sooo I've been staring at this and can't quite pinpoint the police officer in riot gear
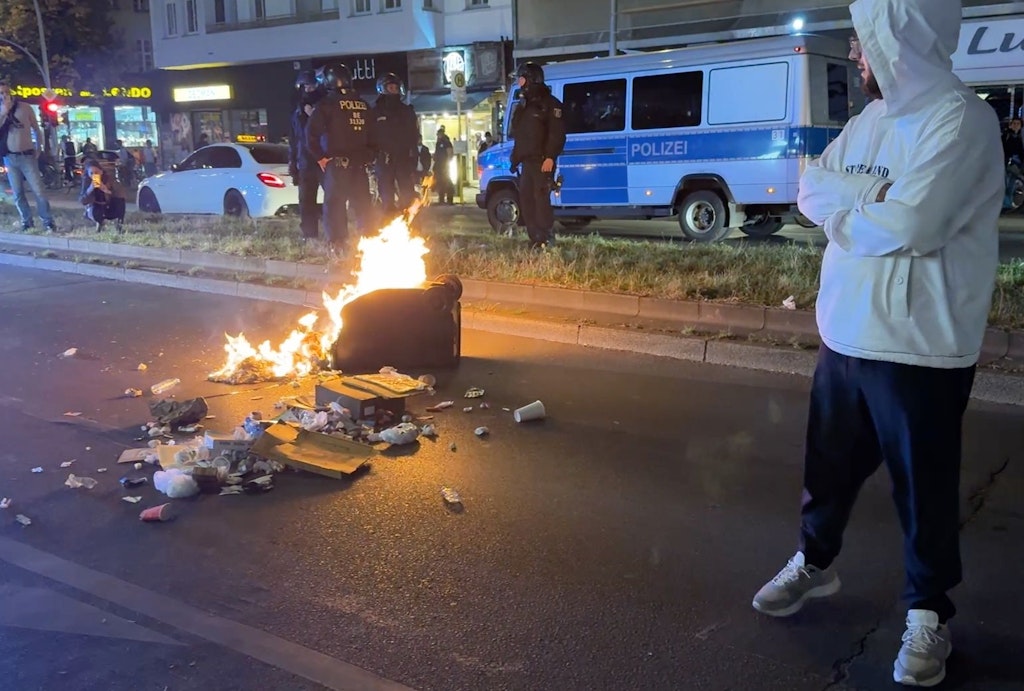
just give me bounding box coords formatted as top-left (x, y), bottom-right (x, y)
top-left (289, 69), bottom-right (325, 241)
top-left (306, 63), bottom-right (377, 256)
top-left (510, 61), bottom-right (566, 249)
top-left (371, 73), bottom-right (418, 217)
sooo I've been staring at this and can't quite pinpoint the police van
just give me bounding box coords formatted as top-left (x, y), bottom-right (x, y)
top-left (476, 34), bottom-right (857, 242)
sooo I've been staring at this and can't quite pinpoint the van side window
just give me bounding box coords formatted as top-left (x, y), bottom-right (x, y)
top-left (562, 79), bottom-right (627, 134)
top-left (827, 62), bottom-right (850, 123)
top-left (631, 72), bottom-right (703, 129)
top-left (708, 62), bottom-right (789, 125)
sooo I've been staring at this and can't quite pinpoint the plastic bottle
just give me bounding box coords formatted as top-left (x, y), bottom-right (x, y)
top-left (150, 378), bottom-right (181, 395)
top-left (440, 487), bottom-right (462, 505)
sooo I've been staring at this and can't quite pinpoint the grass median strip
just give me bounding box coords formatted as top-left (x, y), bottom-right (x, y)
top-left (3, 205), bottom-right (1023, 329)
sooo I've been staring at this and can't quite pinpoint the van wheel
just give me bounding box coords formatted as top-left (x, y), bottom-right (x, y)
top-left (138, 188), bottom-right (161, 214)
top-left (224, 189), bottom-right (249, 219)
top-left (740, 215), bottom-right (784, 237)
top-left (677, 191), bottom-right (729, 242)
top-left (486, 188), bottom-right (521, 233)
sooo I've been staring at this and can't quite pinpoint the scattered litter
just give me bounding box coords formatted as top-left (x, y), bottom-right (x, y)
top-left (421, 424), bottom-right (437, 438)
top-left (464, 387), bottom-right (486, 399)
top-left (96, 468), bottom-right (108, 473)
top-left (401, 414), bottom-right (413, 423)
top-left (502, 408), bottom-right (511, 412)
top-left (243, 476), bottom-right (275, 494)
top-left (380, 423), bottom-right (420, 446)
top-left (418, 374), bottom-right (437, 387)
top-left (134, 462), bottom-right (143, 471)
top-left (15, 514), bottom-right (32, 526)
top-left (63, 412), bottom-right (83, 417)
top-left (149, 397), bottom-right (208, 428)
top-left (65, 474), bottom-right (98, 490)
top-left (120, 476), bottom-right (148, 488)
top-left (60, 460), bottom-right (76, 468)
top-left (449, 443), bottom-right (457, 452)
top-left (31, 467), bottom-right (43, 474)
top-left (139, 503), bottom-right (174, 522)
top-left (153, 469), bottom-right (199, 498)
top-left (124, 388), bottom-right (143, 398)
top-left (137, 363), bottom-right (148, 371)
top-left (122, 496), bottom-right (142, 504)
top-left (426, 401), bottom-right (454, 412)
top-left (782, 295), bottom-right (797, 310)
top-left (85, 447), bottom-right (91, 451)
top-left (150, 378), bottom-right (181, 396)
top-left (440, 487), bottom-right (462, 505)
top-left (463, 407), bottom-right (474, 413)
top-left (474, 427), bottom-right (490, 437)
top-left (178, 425), bottom-right (201, 433)
top-left (479, 403), bottom-right (490, 410)
top-left (219, 486), bottom-right (244, 496)
top-left (59, 348), bottom-right (78, 359)
top-left (0, 498), bottom-right (11, 509)
top-left (514, 400), bottom-right (546, 423)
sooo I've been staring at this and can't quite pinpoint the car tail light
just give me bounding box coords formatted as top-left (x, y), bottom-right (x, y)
top-left (257, 172), bottom-right (286, 188)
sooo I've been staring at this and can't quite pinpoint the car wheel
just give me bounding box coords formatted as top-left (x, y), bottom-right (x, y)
top-left (1009, 178), bottom-right (1024, 214)
top-left (137, 187), bottom-right (161, 214)
top-left (677, 190), bottom-right (730, 243)
top-left (739, 215), bottom-right (784, 238)
top-left (224, 189), bottom-right (249, 219)
top-left (486, 188), bottom-right (521, 233)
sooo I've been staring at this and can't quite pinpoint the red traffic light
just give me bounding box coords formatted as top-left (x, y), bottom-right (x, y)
top-left (45, 101), bottom-right (59, 113)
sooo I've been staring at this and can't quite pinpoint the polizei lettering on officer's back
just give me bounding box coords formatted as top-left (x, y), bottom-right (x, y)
top-left (630, 139), bottom-right (688, 161)
top-left (338, 100), bottom-right (368, 110)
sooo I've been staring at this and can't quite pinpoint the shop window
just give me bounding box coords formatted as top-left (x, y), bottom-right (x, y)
top-left (561, 79), bottom-right (626, 134)
top-left (352, 0), bottom-right (370, 14)
top-left (114, 106), bottom-right (158, 148)
top-left (632, 72), bottom-right (702, 130)
top-left (185, 0), bottom-right (199, 32)
top-left (133, 0), bottom-right (150, 11)
top-left (135, 39), bottom-right (153, 72)
top-left (227, 109), bottom-right (269, 142)
top-left (63, 107), bottom-right (106, 152)
top-left (383, 0), bottom-right (401, 10)
top-left (165, 1), bottom-right (179, 36)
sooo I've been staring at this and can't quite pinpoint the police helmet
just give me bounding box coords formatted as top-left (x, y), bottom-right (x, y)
top-left (295, 70), bottom-right (318, 90)
top-left (319, 62), bottom-right (354, 91)
top-left (376, 72), bottom-right (406, 96)
top-left (516, 62), bottom-right (545, 86)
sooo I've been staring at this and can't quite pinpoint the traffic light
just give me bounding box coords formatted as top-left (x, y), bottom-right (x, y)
top-left (42, 98), bottom-right (60, 128)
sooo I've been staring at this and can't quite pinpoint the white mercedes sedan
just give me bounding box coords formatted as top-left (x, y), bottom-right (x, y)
top-left (137, 143), bottom-right (321, 218)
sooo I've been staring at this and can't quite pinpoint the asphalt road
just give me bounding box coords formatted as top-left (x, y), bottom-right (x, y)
top-left (1, 265), bottom-right (1022, 691)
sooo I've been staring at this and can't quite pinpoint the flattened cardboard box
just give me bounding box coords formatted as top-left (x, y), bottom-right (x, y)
top-left (314, 377), bottom-right (410, 420)
top-left (250, 422), bottom-right (375, 478)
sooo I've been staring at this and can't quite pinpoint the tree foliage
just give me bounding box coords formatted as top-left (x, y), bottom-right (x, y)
top-left (0, 0), bottom-right (126, 91)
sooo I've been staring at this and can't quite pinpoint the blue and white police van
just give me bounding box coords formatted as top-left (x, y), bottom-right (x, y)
top-left (476, 34), bottom-right (857, 242)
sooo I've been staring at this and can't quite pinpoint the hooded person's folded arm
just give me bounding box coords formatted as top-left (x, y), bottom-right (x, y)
top-left (797, 118), bottom-right (892, 225)
top-left (823, 107), bottom-right (992, 257)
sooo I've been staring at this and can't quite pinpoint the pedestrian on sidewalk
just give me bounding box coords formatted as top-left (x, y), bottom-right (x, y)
top-left (433, 126), bottom-right (454, 205)
top-left (79, 157), bottom-right (126, 232)
top-left (61, 135), bottom-right (77, 182)
top-left (0, 81), bottom-right (56, 231)
top-left (751, 0), bottom-right (1003, 688)
top-left (141, 139), bottom-right (157, 177)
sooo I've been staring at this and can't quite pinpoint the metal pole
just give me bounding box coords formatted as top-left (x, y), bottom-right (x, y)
top-left (456, 97), bottom-right (463, 204)
top-left (32, 0), bottom-right (52, 90)
top-left (610, 0), bottom-right (617, 56)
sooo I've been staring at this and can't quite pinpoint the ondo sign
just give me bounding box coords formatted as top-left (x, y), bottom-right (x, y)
top-left (11, 84), bottom-right (152, 100)
top-left (173, 85), bottom-right (232, 103)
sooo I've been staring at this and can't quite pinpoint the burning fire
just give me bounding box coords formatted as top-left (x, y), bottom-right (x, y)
top-left (209, 178), bottom-right (434, 384)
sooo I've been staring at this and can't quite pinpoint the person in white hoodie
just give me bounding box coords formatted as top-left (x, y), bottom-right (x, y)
top-left (751, 0), bottom-right (1003, 687)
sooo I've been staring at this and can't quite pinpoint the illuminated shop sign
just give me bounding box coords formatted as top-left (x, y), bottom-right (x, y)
top-left (11, 85), bottom-right (153, 99)
top-left (442, 49), bottom-right (467, 85)
top-left (173, 85), bottom-right (232, 103)
top-left (236, 134), bottom-right (266, 143)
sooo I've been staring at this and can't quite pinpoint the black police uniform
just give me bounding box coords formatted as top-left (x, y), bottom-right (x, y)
top-left (306, 90), bottom-right (377, 249)
top-left (510, 84), bottom-right (566, 246)
top-left (289, 91), bottom-right (324, 240)
top-left (372, 92), bottom-right (418, 217)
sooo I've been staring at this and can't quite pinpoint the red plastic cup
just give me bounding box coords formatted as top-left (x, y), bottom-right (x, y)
top-left (139, 503), bottom-right (173, 522)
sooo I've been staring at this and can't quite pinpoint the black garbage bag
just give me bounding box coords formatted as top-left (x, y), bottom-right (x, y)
top-left (148, 397), bottom-right (209, 428)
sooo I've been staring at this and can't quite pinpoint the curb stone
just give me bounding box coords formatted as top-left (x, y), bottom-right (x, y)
top-left (0, 239), bottom-right (1021, 406)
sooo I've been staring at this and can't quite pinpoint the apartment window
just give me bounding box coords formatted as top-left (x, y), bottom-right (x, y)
top-left (214, 0), bottom-right (226, 23)
top-left (133, 0), bottom-right (150, 11)
top-left (165, 1), bottom-right (179, 36)
top-left (135, 38), bottom-right (154, 72)
top-left (632, 72), bottom-right (703, 130)
top-left (423, 0), bottom-right (433, 7)
top-left (562, 79), bottom-right (627, 134)
top-left (255, 0), bottom-right (266, 19)
top-left (185, 0), bottom-right (199, 33)
top-left (468, 0), bottom-right (488, 6)
top-left (352, 0), bottom-right (370, 14)
top-left (383, 0), bottom-right (402, 10)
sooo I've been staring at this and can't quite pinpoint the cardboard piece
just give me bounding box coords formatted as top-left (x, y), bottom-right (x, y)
top-left (117, 448), bottom-right (151, 464)
top-left (250, 422), bottom-right (374, 478)
top-left (204, 431), bottom-right (254, 456)
top-left (315, 377), bottom-right (409, 421)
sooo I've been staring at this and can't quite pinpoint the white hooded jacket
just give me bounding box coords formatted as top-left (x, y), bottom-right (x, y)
top-left (797, 0), bottom-right (1003, 369)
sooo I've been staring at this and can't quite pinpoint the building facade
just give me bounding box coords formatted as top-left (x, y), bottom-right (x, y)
top-left (148, 0), bottom-right (514, 171)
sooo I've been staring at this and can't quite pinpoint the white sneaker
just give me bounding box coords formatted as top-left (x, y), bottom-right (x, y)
top-left (894, 610), bottom-right (952, 687)
top-left (752, 551), bottom-right (841, 617)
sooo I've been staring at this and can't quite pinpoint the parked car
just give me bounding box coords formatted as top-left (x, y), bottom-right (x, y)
top-left (136, 143), bottom-right (318, 218)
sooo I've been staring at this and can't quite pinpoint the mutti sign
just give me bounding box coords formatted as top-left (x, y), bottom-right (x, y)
top-left (953, 16), bottom-right (1024, 82)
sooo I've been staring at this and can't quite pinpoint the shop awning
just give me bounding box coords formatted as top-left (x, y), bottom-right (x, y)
top-left (410, 90), bottom-right (493, 114)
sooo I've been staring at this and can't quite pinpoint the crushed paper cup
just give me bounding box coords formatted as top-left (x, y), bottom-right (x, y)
top-left (513, 400), bottom-right (546, 423)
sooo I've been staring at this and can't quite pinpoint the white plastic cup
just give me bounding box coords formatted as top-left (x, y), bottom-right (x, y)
top-left (514, 400), bottom-right (546, 423)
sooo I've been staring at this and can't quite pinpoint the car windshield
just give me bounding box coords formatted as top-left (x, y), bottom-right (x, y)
top-left (243, 144), bottom-right (289, 165)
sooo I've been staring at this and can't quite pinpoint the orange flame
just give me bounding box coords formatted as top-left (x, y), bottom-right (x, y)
top-left (209, 176), bottom-right (435, 384)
